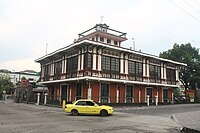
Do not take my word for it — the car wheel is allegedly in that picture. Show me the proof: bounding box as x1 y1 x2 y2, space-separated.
71 109 78 116
100 110 108 117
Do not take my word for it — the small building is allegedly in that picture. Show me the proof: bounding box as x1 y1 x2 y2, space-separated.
0 69 40 85
0 69 40 96
35 24 186 105
15 80 48 104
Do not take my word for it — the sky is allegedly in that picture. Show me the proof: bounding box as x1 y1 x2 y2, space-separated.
0 0 200 72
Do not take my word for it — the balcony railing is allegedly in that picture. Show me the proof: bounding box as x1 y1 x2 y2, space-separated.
42 70 177 86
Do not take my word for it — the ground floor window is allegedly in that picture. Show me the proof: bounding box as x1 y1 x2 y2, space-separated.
100 83 110 103
126 85 134 103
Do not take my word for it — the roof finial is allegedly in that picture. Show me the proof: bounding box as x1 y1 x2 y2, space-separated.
100 16 104 24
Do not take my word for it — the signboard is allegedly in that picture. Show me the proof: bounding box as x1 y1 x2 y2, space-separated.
20 80 29 87
185 90 195 103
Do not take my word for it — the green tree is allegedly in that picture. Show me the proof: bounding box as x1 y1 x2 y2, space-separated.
0 74 14 94
21 76 26 80
173 88 181 97
159 43 200 90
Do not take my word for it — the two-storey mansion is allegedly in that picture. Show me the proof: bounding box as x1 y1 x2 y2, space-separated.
36 24 186 105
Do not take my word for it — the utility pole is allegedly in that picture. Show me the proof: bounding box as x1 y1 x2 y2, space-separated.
46 43 48 55
132 38 135 50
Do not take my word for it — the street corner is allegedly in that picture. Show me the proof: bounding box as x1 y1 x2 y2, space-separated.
171 112 200 132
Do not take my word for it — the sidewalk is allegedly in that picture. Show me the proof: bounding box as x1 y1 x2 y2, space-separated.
1 99 64 112
114 103 200 110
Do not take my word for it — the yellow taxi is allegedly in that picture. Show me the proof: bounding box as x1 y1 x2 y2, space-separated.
65 99 113 117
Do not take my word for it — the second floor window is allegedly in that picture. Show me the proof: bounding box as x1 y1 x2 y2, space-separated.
44 64 51 77
102 56 110 71
149 65 161 83
84 53 92 70
111 58 120 72
102 56 120 79
128 61 143 81
136 62 143 81
54 61 62 75
166 68 176 84
66 56 78 78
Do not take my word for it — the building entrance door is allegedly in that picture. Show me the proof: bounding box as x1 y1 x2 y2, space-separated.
126 85 134 103
100 83 110 103
76 83 82 100
61 85 68 103
163 89 168 103
146 88 153 103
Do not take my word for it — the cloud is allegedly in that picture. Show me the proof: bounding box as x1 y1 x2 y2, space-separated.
0 0 199 72
0 58 40 72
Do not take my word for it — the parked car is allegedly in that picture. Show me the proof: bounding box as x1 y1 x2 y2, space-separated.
174 96 186 104
65 99 113 117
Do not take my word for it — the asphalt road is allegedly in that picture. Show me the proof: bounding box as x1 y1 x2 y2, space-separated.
0 101 182 133
115 104 200 132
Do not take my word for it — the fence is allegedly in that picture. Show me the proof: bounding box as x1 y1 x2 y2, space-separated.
36 95 174 106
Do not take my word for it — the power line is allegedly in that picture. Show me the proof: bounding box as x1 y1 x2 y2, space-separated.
169 0 200 24
55 0 200 46
183 0 200 15
67 0 199 40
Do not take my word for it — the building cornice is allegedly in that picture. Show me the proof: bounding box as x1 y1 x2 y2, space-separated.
39 76 179 88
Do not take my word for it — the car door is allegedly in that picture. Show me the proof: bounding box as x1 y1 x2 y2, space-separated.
75 101 86 113
85 101 100 114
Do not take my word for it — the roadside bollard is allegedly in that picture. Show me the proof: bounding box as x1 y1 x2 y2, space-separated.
36 93 40 106
155 95 158 106
62 100 66 109
147 95 150 106
44 93 48 105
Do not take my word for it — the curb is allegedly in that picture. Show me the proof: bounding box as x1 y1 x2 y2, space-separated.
171 114 200 133
180 127 200 133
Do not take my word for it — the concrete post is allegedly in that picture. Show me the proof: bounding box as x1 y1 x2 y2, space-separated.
139 89 141 103
3 90 6 101
87 82 92 100
155 95 158 106
147 95 150 106
116 88 119 103
36 93 40 105
62 100 66 109
44 93 48 105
